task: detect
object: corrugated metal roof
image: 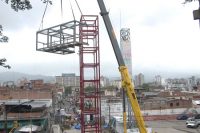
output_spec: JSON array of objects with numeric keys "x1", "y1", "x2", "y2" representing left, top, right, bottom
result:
[{"x1": 0, "y1": 99, "x2": 52, "y2": 108}]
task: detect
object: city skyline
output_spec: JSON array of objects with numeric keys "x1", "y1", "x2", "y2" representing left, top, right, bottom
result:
[{"x1": 1, "y1": 71, "x2": 200, "y2": 85}]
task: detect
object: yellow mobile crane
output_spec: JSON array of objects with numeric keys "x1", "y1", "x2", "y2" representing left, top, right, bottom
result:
[{"x1": 97, "y1": 0, "x2": 147, "y2": 133}]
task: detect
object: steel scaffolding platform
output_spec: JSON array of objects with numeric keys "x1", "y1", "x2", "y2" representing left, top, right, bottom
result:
[
  {"x1": 79, "y1": 15, "x2": 101, "y2": 133},
  {"x1": 36, "y1": 20, "x2": 84, "y2": 55}
]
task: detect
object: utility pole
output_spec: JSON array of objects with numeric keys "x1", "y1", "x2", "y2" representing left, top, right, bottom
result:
[{"x1": 3, "y1": 102, "x2": 7, "y2": 133}]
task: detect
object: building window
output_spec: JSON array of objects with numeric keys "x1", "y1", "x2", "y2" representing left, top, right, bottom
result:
[
  {"x1": 170, "y1": 103, "x2": 173, "y2": 107},
  {"x1": 176, "y1": 102, "x2": 179, "y2": 106},
  {"x1": 117, "y1": 107, "x2": 121, "y2": 111}
]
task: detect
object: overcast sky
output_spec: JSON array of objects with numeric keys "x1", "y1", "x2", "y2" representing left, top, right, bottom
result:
[{"x1": 0, "y1": 0, "x2": 199, "y2": 78}]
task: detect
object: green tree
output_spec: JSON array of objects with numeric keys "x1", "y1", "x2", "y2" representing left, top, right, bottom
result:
[
  {"x1": 141, "y1": 83, "x2": 150, "y2": 91},
  {"x1": 85, "y1": 86, "x2": 95, "y2": 92},
  {"x1": 65, "y1": 86, "x2": 72, "y2": 96},
  {"x1": 0, "y1": 25, "x2": 8, "y2": 43},
  {"x1": 0, "y1": 58, "x2": 10, "y2": 69},
  {"x1": 0, "y1": 25, "x2": 10, "y2": 69},
  {"x1": 183, "y1": 0, "x2": 199, "y2": 3},
  {"x1": 101, "y1": 85, "x2": 116, "y2": 91},
  {"x1": 2, "y1": 0, "x2": 52, "y2": 12}
]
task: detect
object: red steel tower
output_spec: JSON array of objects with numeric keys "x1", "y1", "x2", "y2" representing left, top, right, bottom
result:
[{"x1": 79, "y1": 15, "x2": 101, "y2": 133}]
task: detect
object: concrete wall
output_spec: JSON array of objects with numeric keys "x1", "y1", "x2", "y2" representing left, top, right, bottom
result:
[{"x1": 0, "y1": 90, "x2": 52, "y2": 100}]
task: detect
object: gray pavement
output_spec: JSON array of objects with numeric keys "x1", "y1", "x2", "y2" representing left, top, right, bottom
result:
[
  {"x1": 146, "y1": 120, "x2": 200, "y2": 133},
  {"x1": 63, "y1": 120, "x2": 200, "y2": 133},
  {"x1": 63, "y1": 129, "x2": 80, "y2": 133}
]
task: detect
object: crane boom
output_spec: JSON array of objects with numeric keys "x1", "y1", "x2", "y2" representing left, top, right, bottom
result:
[{"x1": 97, "y1": 0, "x2": 147, "y2": 133}]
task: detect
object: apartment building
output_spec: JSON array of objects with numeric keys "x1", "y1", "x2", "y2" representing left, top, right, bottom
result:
[
  {"x1": 134, "y1": 73, "x2": 145, "y2": 87},
  {"x1": 100, "y1": 76, "x2": 110, "y2": 87},
  {"x1": 109, "y1": 79, "x2": 121, "y2": 89},
  {"x1": 154, "y1": 75, "x2": 162, "y2": 86},
  {"x1": 55, "y1": 73, "x2": 80, "y2": 87}
]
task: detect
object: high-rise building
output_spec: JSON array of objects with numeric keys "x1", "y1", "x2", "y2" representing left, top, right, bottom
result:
[
  {"x1": 189, "y1": 76, "x2": 196, "y2": 86},
  {"x1": 120, "y1": 28, "x2": 132, "y2": 77},
  {"x1": 135, "y1": 73, "x2": 145, "y2": 87},
  {"x1": 155, "y1": 75, "x2": 162, "y2": 86}
]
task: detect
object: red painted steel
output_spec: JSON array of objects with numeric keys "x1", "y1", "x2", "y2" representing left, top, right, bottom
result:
[{"x1": 79, "y1": 15, "x2": 101, "y2": 133}]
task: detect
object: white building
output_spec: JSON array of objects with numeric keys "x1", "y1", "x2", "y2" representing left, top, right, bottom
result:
[
  {"x1": 55, "y1": 73, "x2": 80, "y2": 87},
  {"x1": 104, "y1": 90, "x2": 117, "y2": 96},
  {"x1": 155, "y1": 75, "x2": 162, "y2": 86},
  {"x1": 134, "y1": 73, "x2": 144, "y2": 87},
  {"x1": 188, "y1": 76, "x2": 196, "y2": 91},
  {"x1": 165, "y1": 78, "x2": 189, "y2": 91},
  {"x1": 109, "y1": 79, "x2": 121, "y2": 89},
  {"x1": 100, "y1": 76, "x2": 110, "y2": 87}
]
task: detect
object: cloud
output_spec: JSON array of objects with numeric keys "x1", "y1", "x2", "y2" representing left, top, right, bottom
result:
[
  {"x1": 0, "y1": 0, "x2": 200, "y2": 79},
  {"x1": 0, "y1": 1, "x2": 47, "y2": 31}
]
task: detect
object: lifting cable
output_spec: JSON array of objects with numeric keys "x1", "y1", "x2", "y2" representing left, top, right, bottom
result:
[
  {"x1": 38, "y1": 0, "x2": 83, "y2": 30},
  {"x1": 74, "y1": 0, "x2": 83, "y2": 16},
  {"x1": 61, "y1": 0, "x2": 63, "y2": 20},
  {"x1": 61, "y1": 0, "x2": 76, "y2": 21},
  {"x1": 39, "y1": 0, "x2": 49, "y2": 30},
  {"x1": 69, "y1": 0, "x2": 75, "y2": 20}
]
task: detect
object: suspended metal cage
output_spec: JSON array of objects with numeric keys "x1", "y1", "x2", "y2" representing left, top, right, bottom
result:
[{"x1": 36, "y1": 20, "x2": 85, "y2": 55}]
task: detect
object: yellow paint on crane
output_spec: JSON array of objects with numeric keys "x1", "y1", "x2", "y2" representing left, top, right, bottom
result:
[
  {"x1": 119, "y1": 66, "x2": 147, "y2": 133},
  {"x1": 123, "y1": 112, "x2": 127, "y2": 133}
]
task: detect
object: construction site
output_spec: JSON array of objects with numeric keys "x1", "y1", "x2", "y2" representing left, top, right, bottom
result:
[
  {"x1": 0, "y1": 0, "x2": 200, "y2": 133},
  {"x1": 35, "y1": 0, "x2": 147, "y2": 132},
  {"x1": 0, "y1": 0, "x2": 147, "y2": 132},
  {"x1": 37, "y1": 3, "x2": 131, "y2": 133}
]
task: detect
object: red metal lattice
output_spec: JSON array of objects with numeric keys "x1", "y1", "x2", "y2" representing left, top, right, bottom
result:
[{"x1": 79, "y1": 15, "x2": 101, "y2": 133}]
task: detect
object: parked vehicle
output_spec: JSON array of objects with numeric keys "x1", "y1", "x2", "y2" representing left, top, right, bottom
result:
[
  {"x1": 186, "y1": 117, "x2": 195, "y2": 125},
  {"x1": 14, "y1": 124, "x2": 42, "y2": 133},
  {"x1": 127, "y1": 127, "x2": 153, "y2": 133},
  {"x1": 186, "y1": 114, "x2": 200, "y2": 125},
  {"x1": 194, "y1": 114, "x2": 200, "y2": 124},
  {"x1": 186, "y1": 114, "x2": 200, "y2": 129},
  {"x1": 186, "y1": 120, "x2": 199, "y2": 128},
  {"x1": 176, "y1": 114, "x2": 188, "y2": 120}
]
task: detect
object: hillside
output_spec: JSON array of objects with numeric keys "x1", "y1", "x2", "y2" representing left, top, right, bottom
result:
[{"x1": 0, "y1": 72, "x2": 55, "y2": 84}]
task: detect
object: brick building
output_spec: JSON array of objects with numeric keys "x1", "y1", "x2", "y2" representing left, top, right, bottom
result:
[
  {"x1": 166, "y1": 98, "x2": 192, "y2": 109},
  {"x1": 141, "y1": 97, "x2": 192, "y2": 110}
]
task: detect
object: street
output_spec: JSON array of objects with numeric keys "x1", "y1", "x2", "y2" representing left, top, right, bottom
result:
[
  {"x1": 146, "y1": 120, "x2": 200, "y2": 133},
  {"x1": 53, "y1": 96, "x2": 200, "y2": 133}
]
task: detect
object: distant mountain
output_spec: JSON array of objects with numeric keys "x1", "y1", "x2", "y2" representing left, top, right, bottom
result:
[
  {"x1": 141, "y1": 70, "x2": 200, "y2": 83},
  {"x1": 0, "y1": 72, "x2": 55, "y2": 84}
]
